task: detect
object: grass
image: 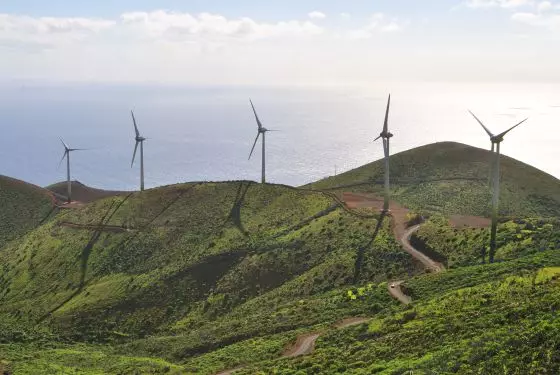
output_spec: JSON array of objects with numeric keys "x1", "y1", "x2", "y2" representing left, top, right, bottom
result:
[
  {"x1": 411, "y1": 216, "x2": 560, "y2": 267},
  {"x1": 1, "y1": 141, "x2": 560, "y2": 374},
  {"x1": 0, "y1": 175, "x2": 54, "y2": 249},
  {"x1": 238, "y1": 252, "x2": 560, "y2": 374},
  {"x1": 308, "y1": 142, "x2": 560, "y2": 218}
]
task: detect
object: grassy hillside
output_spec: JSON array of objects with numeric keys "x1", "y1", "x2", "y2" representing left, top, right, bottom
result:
[
  {"x1": 308, "y1": 142, "x2": 560, "y2": 217},
  {"x1": 1, "y1": 140, "x2": 559, "y2": 374},
  {"x1": 0, "y1": 175, "x2": 54, "y2": 249},
  {"x1": 0, "y1": 181, "x2": 414, "y2": 345},
  {"x1": 47, "y1": 180, "x2": 126, "y2": 203},
  {"x1": 241, "y1": 251, "x2": 560, "y2": 374}
]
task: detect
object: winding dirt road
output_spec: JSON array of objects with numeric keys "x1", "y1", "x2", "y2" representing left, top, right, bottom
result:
[
  {"x1": 400, "y1": 225, "x2": 444, "y2": 273},
  {"x1": 387, "y1": 280, "x2": 412, "y2": 305},
  {"x1": 214, "y1": 194, "x2": 446, "y2": 375},
  {"x1": 214, "y1": 318, "x2": 370, "y2": 375}
]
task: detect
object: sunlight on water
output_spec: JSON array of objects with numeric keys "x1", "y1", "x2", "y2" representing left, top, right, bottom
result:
[{"x1": 0, "y1": 82, "x2": 558, "y2": 189}]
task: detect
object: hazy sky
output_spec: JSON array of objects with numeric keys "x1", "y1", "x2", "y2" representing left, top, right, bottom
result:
[{"x1": 1, "y1": 0, "x2": 560, "y2": 85}]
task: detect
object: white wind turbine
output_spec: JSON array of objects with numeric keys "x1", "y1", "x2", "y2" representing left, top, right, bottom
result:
[
  {"x1": 373, "y1": 95, "x2": 393, "y2": 212},
  {"x1": 248, "y1": 99, "x2": 279, "y2": 184},
  {"x1": 469, "y1": 110, "x2": 528, "y2": 263},
  {"x1": 58, "y1": 139, "x2": 86, "y2": 203},
  {"x1": 130, "y1": 110, "x2": 147, "y2": 191}
]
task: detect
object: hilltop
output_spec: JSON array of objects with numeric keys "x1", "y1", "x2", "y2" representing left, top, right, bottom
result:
[
  {"x1": 47, "y1": 180, "x2": 126, "y2": 203},
  {"x1": 308, "y1": 142, "x2": 560, "y2": 217},
  {"x1": 0, "y1": 175, "x2": 54, "y2": 249}
]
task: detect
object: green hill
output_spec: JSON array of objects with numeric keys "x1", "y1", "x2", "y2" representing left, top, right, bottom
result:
[
  {"x1": 47, "y1": 180, "x2": 126, "y2": 203},
  {"x1": 1, "y1": 142, "x2": 559, "y2": 374},
  {"x1": 0, "y1": 182, "x2": 412, "y2": 342},
  {"x1": 0, "y1": 175, "x2": 54, "y2": 249},
  {"x1": 308, "y1": 142, "x2": 560, "y2": 217}
]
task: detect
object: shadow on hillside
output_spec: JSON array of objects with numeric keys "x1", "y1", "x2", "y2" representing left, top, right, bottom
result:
[
  {"x1": 225, "y1": 182, "x2": 251, "y2": 236},
  {"x1": 110, "y1": 184, "x2": 199, "y2": 254},
  {"x1": 353, "y1": 211, "x2": 387, "y2": 284},
  {"x1": 38, "y1": 194, "x2": 132, "y2": 322}
]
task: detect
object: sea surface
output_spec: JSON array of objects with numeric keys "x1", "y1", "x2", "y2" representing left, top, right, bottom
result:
[{"x1": 0, "y1": 82, "x2": 559, "y2": 190}]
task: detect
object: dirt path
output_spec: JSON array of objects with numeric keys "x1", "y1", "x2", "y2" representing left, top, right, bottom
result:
[
  {"x1": 387, "y1": 280, "x2": 412, "y2": 305},
  {"x1": 214, "y1": 318, "x2": 370, "y2": 375},
  {"x1": 59, "y1": 221, "x2": 133, "y2": 233},
  {"x1": 400, "y1": 225, "x2": 444, "y2": 273},
  {"x1": 283, "y1": 332, "x2": 322, "y2": 358},
  {"x1": 214, "y1": 193, "x2": 448, "y2": 374}
]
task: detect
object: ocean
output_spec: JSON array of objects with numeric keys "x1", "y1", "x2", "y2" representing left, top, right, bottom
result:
[{"x1": 0, "y1": 82, "x2": 559, "y2": 190}]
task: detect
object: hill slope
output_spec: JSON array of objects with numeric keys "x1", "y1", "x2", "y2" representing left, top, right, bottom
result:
[
  {"x1": 0, "y1": 181, "x2": 414, "y2": 345},
  {"x1": 1, "y1": 142, "x2": 559, "y2": 374},
  {"x1": 47, "y1": 180, "x2": 126, "y2": 203},
  {"x1": 308, "y1": 142, "x2": 560, "y2": 217},
  {"x1": 0, "y1": 175, "x2": 54, "y2": 249}
]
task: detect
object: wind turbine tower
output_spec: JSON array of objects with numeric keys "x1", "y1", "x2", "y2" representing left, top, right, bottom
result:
[
  {"x1": 248, "y1": 100, "x2": 278, "y2": 184},
  {"x1": 130, "y1": 111, "x2": 147, "y2": 191},
  {"x1": 58, "y1": 139, "x2": 85, "y2": 203},
  {"x1": 373, "y1": 95, "x2": 393, "y2": 212},
  {"x1": 469, "y1": 110, "x2": 527, "y2": 263}
]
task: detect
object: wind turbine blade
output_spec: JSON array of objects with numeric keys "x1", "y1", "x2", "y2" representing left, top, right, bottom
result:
[
  {"x1": 468, "y1": 110, "x2": 494, "y2": 138},
  {"x1": 58, "y1": 150, "x2": 67, "y2": 169},
  {"x1": 248, "y1": 133, "x2": 260, "y2": 160},
  {"x1": 60, "y1": 138, "x2": 69, "y2": 150},
  {"x1": 383, "y1": 94, "x2": 391, "y2": 133},
  {"x1": 373, "y1": 135, "x2": 382, "y2": 142},
  {"x1": 250, "y1": 99, "x2": 263, "y2": 130},
  {"x1": 131, "y1": 141, "x2": 139, "y2": 167},
  {"x1": 131, "y1": 111, "x2": 140, "y2": 137},
  {"x1": 496, "y1": 118, "x2": 528, "y2": 139}
]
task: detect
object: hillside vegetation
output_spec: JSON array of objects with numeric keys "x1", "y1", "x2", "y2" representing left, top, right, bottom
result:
[
  {"x1": 47, "y1": 180, "x2": 126, "y2": 203},
  {"x1": 309, "y1": 142, "x2": 560, "y2": 218},
  {"x1": 0, "y1": 182, "x2": 413, "y2": 344},
  {"x1": 0, "y1": 175, "x2": 54, "y2": 249},
  {"x1": 1, "y1": 142, "x2": 559, "y2": 374}
]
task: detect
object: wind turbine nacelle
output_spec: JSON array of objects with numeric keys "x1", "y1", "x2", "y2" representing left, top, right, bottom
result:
[{"x1": 136, "y1": 137, "x2": 146, "y2": 142}]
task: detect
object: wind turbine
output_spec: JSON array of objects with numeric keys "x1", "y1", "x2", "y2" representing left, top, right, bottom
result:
[
  {"x1": 130, "y1": 110, "x2": 146, "y2": 191},
  {"x1": 373, "y1": 94, "x2": 393, "y2": 212},
  {"x1": 248, "y1": 100, "x2": 278, "y2": 184},
  {"x1": 58, "y1": 139, "x2": 85, "y2": 203},
  {"x1": 469, "y1": 110, "x2": 528, "y2": 263}
]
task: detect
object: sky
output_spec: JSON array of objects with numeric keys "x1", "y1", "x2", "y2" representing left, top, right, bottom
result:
[{"x1": 1, "y1": 0, "x2": 560, "y2": 85}]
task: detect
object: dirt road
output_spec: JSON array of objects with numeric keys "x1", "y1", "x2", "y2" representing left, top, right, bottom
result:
[
  {"x1": 400, "y1": 225, "x2": 444, "y2": 273},
  {"x1": 214, "y1": 318, "x2": 370, "y2": 374},
  {"x1": 387, "y1": 281, "x2": 412, "y2": 305}
]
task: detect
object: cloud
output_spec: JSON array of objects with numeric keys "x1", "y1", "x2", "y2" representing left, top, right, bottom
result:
[
  {"x1": 308, "y1": 11, "x2": 326, "y2": 19},
  {"x1": 0, "y1": 11, "x2": 324, "y2": 50},
  {"x1": 509, "y1": 1, "x2": 560, "y2": 29},
  {"x1": 0, "y1": 13, "x2": 115, "y2": 46},
  {"x1": 121, "y1": 11, "x2": 324, "y2": 41},
  {"x1": 345, "y1": 13, "x2": 406, "y2": 39},
  {"x1": 512, "y1": 11, "x2": 560, "y2": 28},
  {"x1": 340, "y1": 13, "x2": 351, "y2": 19},
  {"x1": 465, "y1": 0, "x2": 534, "y2": 8}
]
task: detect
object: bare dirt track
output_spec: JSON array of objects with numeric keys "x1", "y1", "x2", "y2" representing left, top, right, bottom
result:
[
  {"x1": 449, "y1": 214, "x2": 491, "y2": 229},
  {"x1": 214, "y1": 318, "x2": 371, "y2": 374},
  {"x1": 59, "y1": 221, "x2": 133, "y2": 233},
  {"x1": 387, "y1": 280, "x2": 412, "y2": 305},
  {"x1": 214, "y1": 193, "x2": 448, "y2": 375}
]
